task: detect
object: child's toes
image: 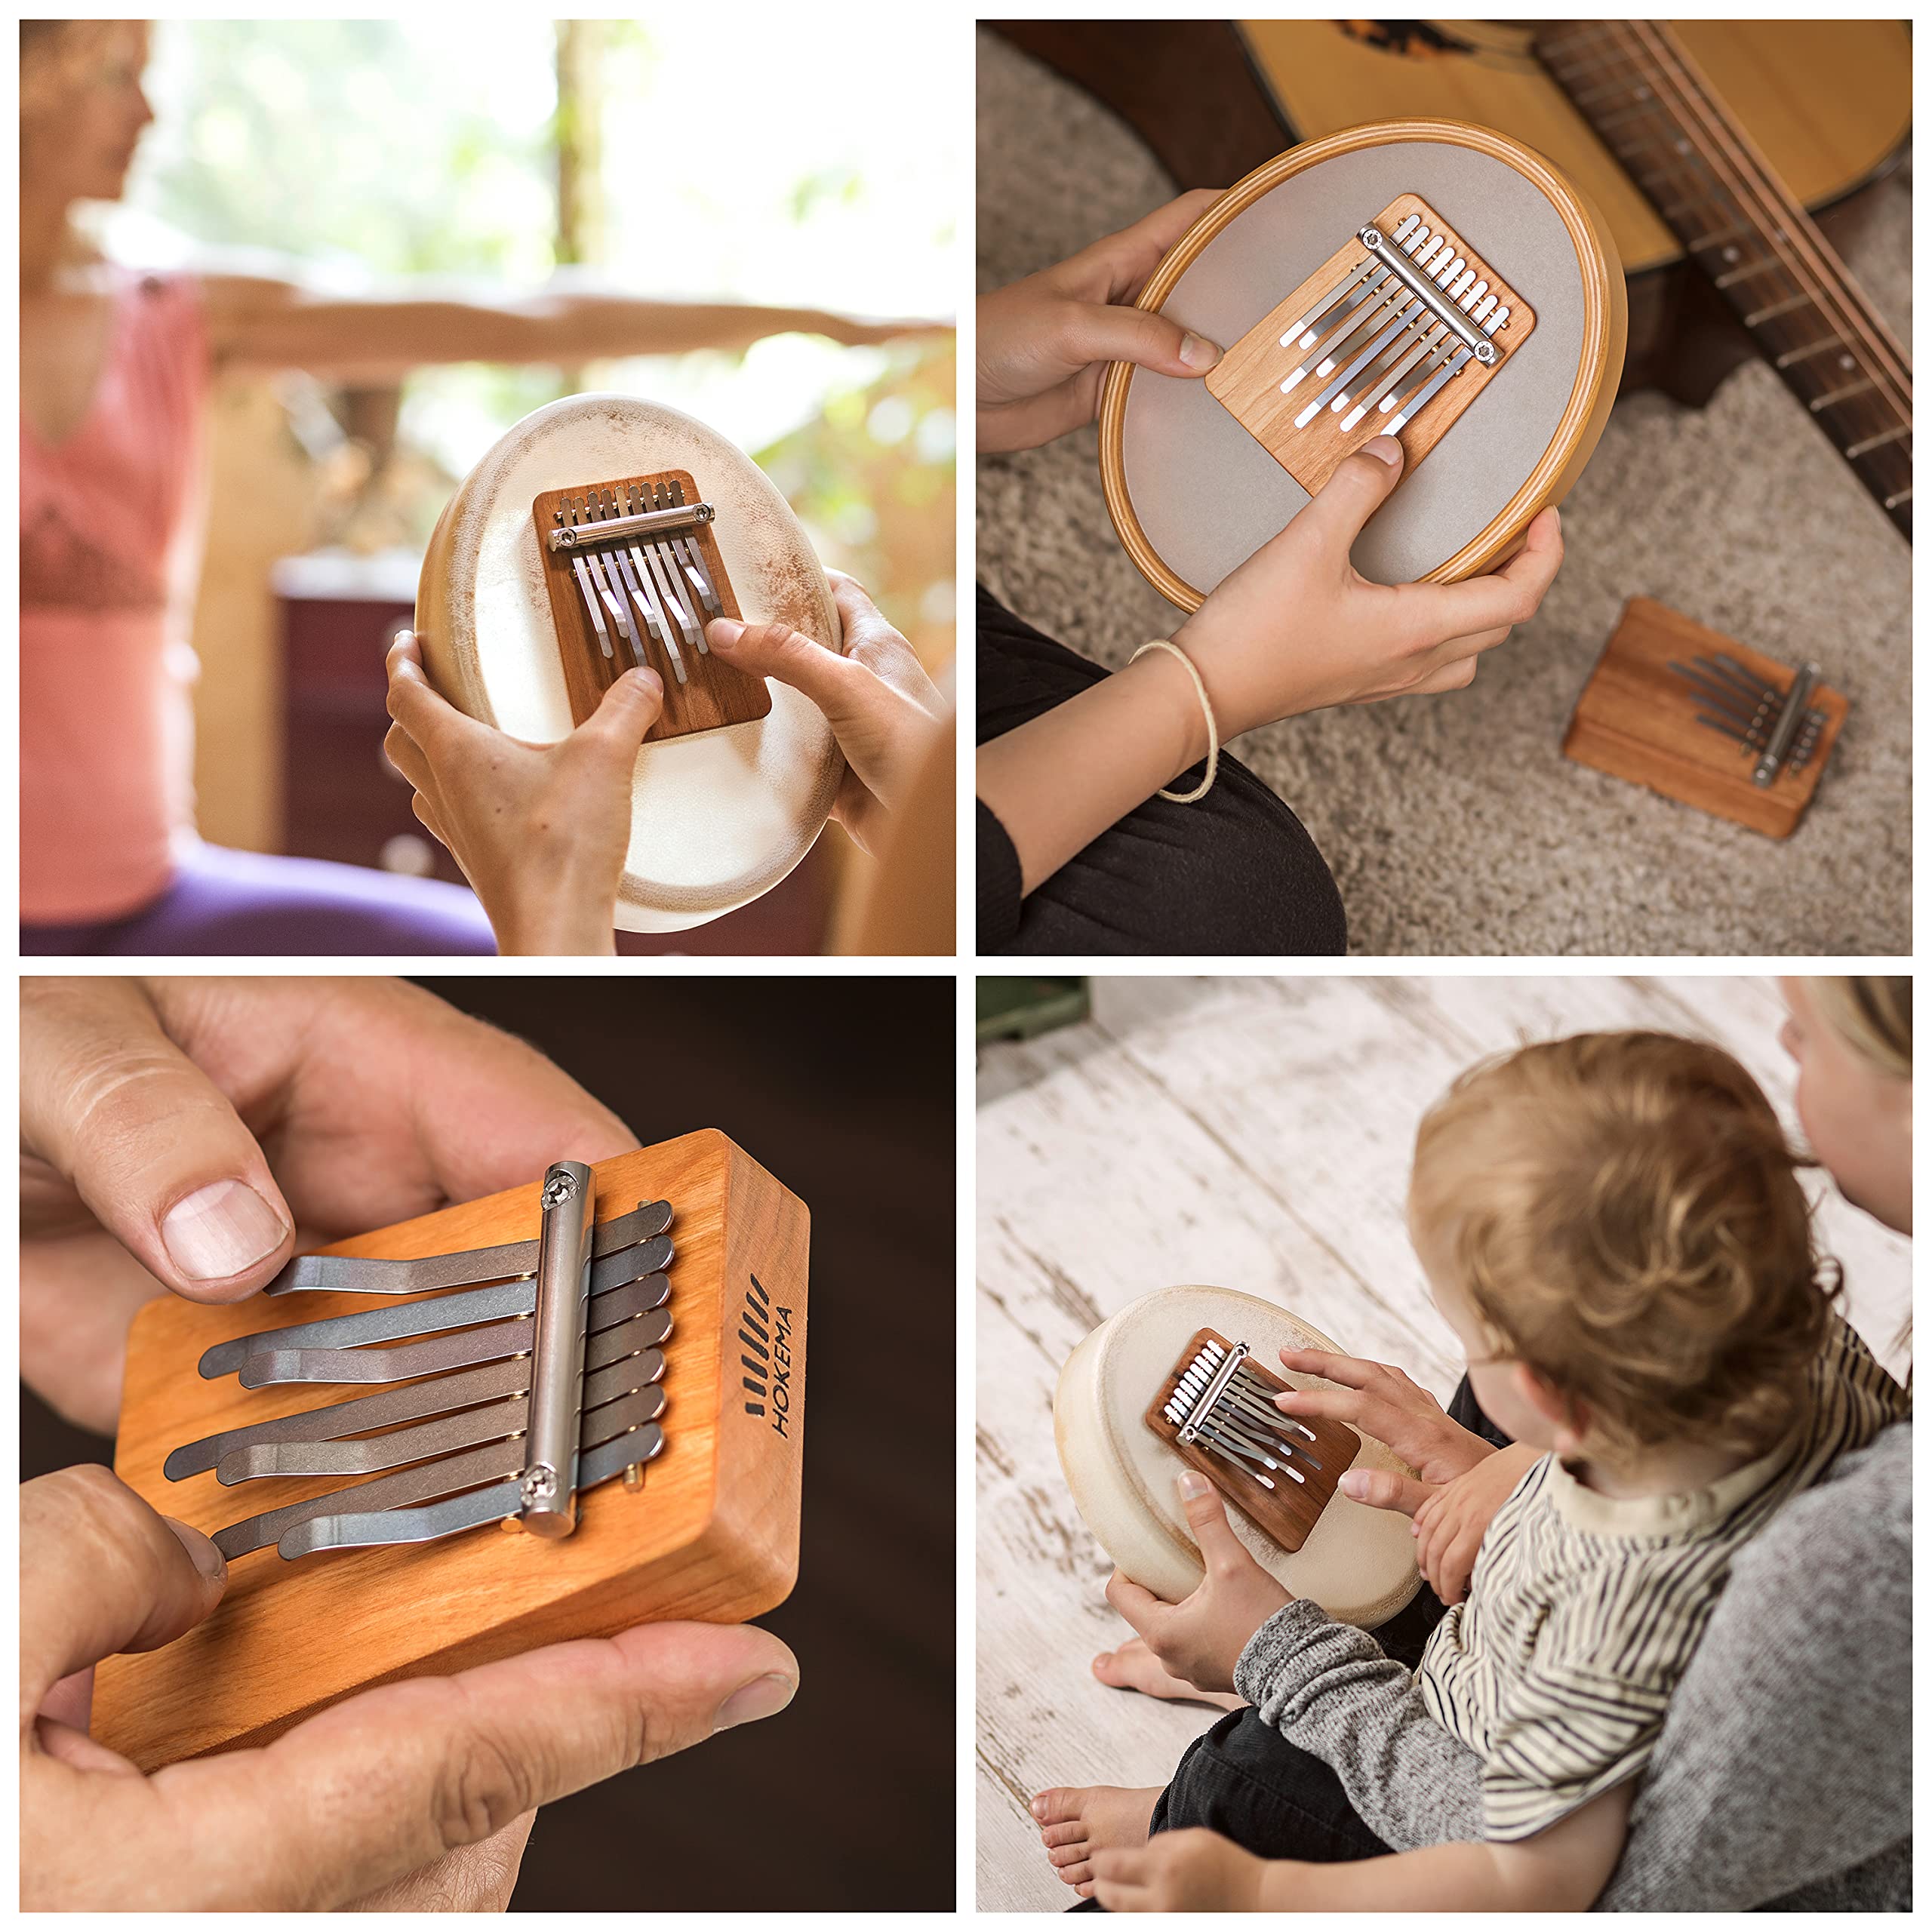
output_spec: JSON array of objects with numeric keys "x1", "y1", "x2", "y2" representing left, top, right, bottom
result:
[
  {"x1": 1057, "y1": 1858, "x2": 1096, "y2": 1890},
  {"x1": 1041, "y1": 1820, "x2": 1087, "y2": 1850},
  {"x1": 1075, "y1": 1879, "x2": 1096, "y2": 1899},
  {"x1": 1030, "y1": 1785, "x2": 1084, "y2": 1827},
  {"x1": 1048, "y1": 1841, "x2": 1092, "y2": 1869}
]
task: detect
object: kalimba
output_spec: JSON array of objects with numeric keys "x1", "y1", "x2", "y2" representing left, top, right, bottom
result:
[
  {"x1": 1056, "y1": 1285, "x2": 1421, "y2": 1625},
  {"x1": 1100, "y1": 120, "x2": 1626, "y2": 608},
  {"x1": 417, "y1": 395, "x2": 844, "y2": 932},
  {"x1": 94, "y1": 1134, "x2": 808, "y2": 1770}
]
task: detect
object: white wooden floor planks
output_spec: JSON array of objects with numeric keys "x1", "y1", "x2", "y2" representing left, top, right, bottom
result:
[{"x1": 974, "y1": 974, "x2": 1910, "y2": 1912}]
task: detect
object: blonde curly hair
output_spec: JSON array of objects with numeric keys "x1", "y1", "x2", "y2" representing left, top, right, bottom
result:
[{"x1": 1411, "y1": 1032, "x2": 1833, "y2": 1463}]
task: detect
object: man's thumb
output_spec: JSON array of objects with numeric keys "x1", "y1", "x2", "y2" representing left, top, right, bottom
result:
[
  {"x1": 1337, "y1": 1466, "x2": 1436, "y2": 1517},
  {"x1": 1300, "y1": 434, "x2": 1405, "y2": 550},
  {"x1": 21, "y1": 980, "x2": 293, "y2": 1301}
]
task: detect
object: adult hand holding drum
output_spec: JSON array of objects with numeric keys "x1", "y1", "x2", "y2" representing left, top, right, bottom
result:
[{"x1": 392, "y1": 393, "x2": 948, "y2": 954}]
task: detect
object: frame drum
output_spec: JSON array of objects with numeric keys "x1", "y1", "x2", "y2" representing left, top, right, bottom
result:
[
  {"x1": 1100, "y1": 120, "x2": 1626, "y2": 608},
  {"x1": 1055, "y1": 1284, "x2": 1422, "y2": 1626},
  {"x1": 416, "y1": 394, "x2": 844, "y2": 932}
]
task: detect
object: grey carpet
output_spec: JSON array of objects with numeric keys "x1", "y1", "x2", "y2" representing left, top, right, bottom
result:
[{"x1": 976, "y1": 30, "x2": 1912, "y2": 956}]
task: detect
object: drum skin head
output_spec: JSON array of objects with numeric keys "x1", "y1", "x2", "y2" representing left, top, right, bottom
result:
[
  {"x1": 1109, "y1": 122, "x2": 1624, "y2": 601},
  {"x1": 1055, "y1": 1285, "x2": 1423, "y2": 1628},
  {"x1": 416, "y1": 394, "x2": 844, "y2": 932}
]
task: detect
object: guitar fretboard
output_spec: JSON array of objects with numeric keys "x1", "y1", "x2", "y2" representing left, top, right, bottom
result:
[{"x1": 1536, "y1": 19, "x2": 1911, "y2": 541}]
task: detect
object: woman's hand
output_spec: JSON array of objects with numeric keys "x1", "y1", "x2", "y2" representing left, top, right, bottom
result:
[
  {"x1": 18, "y1": 977, "x2": 635, "y2": 1432},
  {"x1": 20, "y1": 1463, "x2": 796, "y2": 1909},
  {"x1": 384, "y1": 632, "x2": 664, "y2": 955},
  {"x1": 1273, "y1": 1346, "x2": 1501, "y2": 1512},
  {"x1": 1103, "y1": 1473, "x2": 1291, "y2": 1694},
  {"x1": 1411, "y1": 1443, "x2": 1543, "y2": 1604},
  {"x1": 1171, "y1": 438, "x2": 1565, "y2": 738},
  {"x1": 704, "y1": 571, "x2": 949, "y2": 856},
  {"x1": 1091, "y1": 1829, "x2": 1268, "y2": 1912},
  {"x1": 977, "y1": 189, "x2": 1226, "y2": 453}
]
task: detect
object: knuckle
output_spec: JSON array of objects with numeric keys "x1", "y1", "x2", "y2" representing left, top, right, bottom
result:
[{"x1": 429, "y1": 1717, "x2": 537, "y2": 1851}]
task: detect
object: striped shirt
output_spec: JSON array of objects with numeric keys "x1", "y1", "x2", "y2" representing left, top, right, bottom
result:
[{"x1": 1418, "y1": 1318, "x2": 1908, "y2": 1841}]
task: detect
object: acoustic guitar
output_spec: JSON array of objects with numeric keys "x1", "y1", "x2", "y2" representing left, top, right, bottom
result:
[{"x1": 992, "y1": 19, "x2": 1912, "y2": 540}]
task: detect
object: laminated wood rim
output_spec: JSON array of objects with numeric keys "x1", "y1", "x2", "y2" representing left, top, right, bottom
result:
[{"x1": 1098, "y1": 118, "x2": 1627, "y2": 610}]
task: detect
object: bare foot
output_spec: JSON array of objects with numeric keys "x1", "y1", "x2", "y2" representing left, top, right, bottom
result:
[
  {"x1": 1031, "y1": 1784, "x2": 1162, "y2": 1899},
  {"x1": 1092, "y1": 1638, "x2": 1245, "y2": 1711}
]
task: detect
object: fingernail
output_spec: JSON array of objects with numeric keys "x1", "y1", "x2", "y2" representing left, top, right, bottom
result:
[
  {"x1": 1337, "y1": 1470, "x2": 1370, "y2": 1501},
  {"x1": 707, "y1": 617, "x2": 744, "y2": 651},
  {"x1": 162, "y1": 1179, "x2": 289, "y2": 1283},
  {"x1": 625, "y1": 666, "x2": 663, "y2": 697},
  {"x1": 164, "y1": 1515, "x2": 227, "y2": 1585},
  {"x1": 1361, "y1": 435, "x2": 1403, "y2": 467},
  {"x1": 1179, "y1": 331, "x2": 1221, "y2": 371},
  {"x1": 715, "y1": 1672, "x2": 796, "y2": 1731},
  {"x1": 1176, "y1": 1470, "x2": 1209, "y2": 1500}
]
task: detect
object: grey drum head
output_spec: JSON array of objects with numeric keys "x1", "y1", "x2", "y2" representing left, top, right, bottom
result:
[{"x1": 1121, "y1": 137, "x2": 1590, "y2": 595}]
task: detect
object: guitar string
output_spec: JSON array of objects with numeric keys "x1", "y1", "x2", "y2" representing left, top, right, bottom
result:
[
  {"x1": 1538, "y1": 24, "x2": 1904, "y2": 397},
  {"x1": 1537, "y1": 26, "x2": 1911, "y2": 515},
  {"x1": 1622, "y1": 23, "x2": 1911, "y2": 418},
  {"x1": 1541, "y1": 20, "x2": 1910, "y2": 466}
]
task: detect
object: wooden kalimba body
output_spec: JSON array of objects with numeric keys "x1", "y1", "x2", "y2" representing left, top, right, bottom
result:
[
  {"x1": 417, "y1": 395, "x2": 844, "y2": 932},
  {"x1": 94, "y1": 1134, "x2": 808, "y2": 1771},
  {"x1": 1100, "y1": 120, "x2": 1626, "y2": 608},
  {"x1": 1056, "y1": 1286, "x2": 1420, "y2": 1626}
]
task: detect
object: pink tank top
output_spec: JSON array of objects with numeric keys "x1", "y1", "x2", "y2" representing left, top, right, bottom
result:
[{"x1": 20, "y1": 269, "x2": 210, "y2": 921}]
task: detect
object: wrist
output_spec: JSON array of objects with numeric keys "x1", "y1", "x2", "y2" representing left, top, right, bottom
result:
[{"x1": 1120, "y1": 645, "x2": 1211, "y2": 781}]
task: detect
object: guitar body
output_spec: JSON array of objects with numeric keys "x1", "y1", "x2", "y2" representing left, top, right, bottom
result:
[{"x1": 992, "y1": 18, "x2": 1911, "y2": 407}]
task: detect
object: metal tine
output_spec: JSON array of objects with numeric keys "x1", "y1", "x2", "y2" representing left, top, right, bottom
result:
[
  {"x1": 264, "y1": 1198, "x2": 672, "y2": 1299},
  {"x1": 222, "y1": 1384, "x2": 669, "y2": 1563},
  {"x1": 577, "y1": 497, "x2": 635, "y2": 656},
  {"x1": 1220, "y1": 1379, "x2": 1319, "y2": 1456},
  {"x1": 1384, "y1": 340, "x2": 1475, "y2": 437},
  {"x1": 634, "y1": 494, "x2": 702, "y2": 657},
  {"x1": 1277, "y1": 217, "x2": 1419, "y2": 347},
  {"x1": 559, "y1": 497, "x2": 614, "y2": 659},
  {"x1": 1207, "y1": 1388, "x2": 1313, "y2": 1466},
  {"x1": 597, "y1": 489, "x2": 658, "y2": 672},
  {"x1": 220, "y1": 1358, "x2": 668, "y2": 1484},
  {"x1": 1278, "y1": 269, "x2": 1398, "y2": 391},
  {"x1": 666, "y1": 479, "x2": 722, "y2": 623},
  {"x1": 278, "y1": 1417, "x2": 672, "y2": 1560},
  {"x1": 238, "y1": 1270, "x2": 672, "y2": 1389},
  {"x1": 1297, "y1": 294, "x2": 1430, "y2": 427},
  {"x1": 648, "y1": 481, "x2": 706, "y2": 654},
  {"x1": 1709, "y1": 653, "x2": 1783, "y2": 703},
  {"x1": 168, "y1": 1357, "x2": 528, "y2": 1480},
  {"x1": 623, "y1": 490, "x2": 688, "y2": 688},
  {"x1": 592, "y1": 489, "x2": 646, "y2": 659},
  {"x1": 204, "y1": 1240, "x2": 672, "y2": 1380},
  {"x1": 1280, "y1": 219, "x2": 1437, "y2": 392},
  {"x1": 174, "y1": 1300, "x2": 672, "y2": 1481},
  {"x1": 1188, "y1": 1422, "x2": 1279, "y2": 1488},
  {"x1": 1340, "y1": 324, "x2": 1450, "y2": 431}
]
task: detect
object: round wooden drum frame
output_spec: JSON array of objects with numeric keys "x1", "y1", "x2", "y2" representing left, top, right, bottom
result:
[{"x1": 1099, "y1": 119, "x2": 1627, "y2": 611}]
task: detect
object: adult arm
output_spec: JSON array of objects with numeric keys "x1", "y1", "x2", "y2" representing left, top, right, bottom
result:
[
  {"x1": 199, "y1": 274, "x2": 941, "y2": 379},
  {"x1": 974, "y1": 447, "x2": 1562, "y2": 897},
  {"x1": 1597, "y1": 1421, "x2": 1911, "y2": 1910}
]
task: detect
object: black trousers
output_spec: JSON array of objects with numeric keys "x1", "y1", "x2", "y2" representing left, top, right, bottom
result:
[
  {"x1": 1072, "y1": 1380, "x2": 1511, "y2": 1907},
  {"x1": 977, "y1": 587, "x2": 1346, "y2": 955}
]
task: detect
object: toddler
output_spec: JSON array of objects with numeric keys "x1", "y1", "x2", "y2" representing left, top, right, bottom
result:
[{"x1": 1071, "y1": 1032, "x2": 1906, "y2": 1910}]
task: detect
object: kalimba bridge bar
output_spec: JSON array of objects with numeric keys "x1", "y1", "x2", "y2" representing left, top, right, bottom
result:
[
  {"x1": 531, "y1": 466, "x2": 773, "y2": 740},
  {"x1": 1207, "y1": 191, "x2": 1536, "y2": 496}
]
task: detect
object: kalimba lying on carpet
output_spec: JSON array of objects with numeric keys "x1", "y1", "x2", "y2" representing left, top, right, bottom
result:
[
  {"x1": 1100, "y1": 119, "x2": 1626, "y2": 608},
  {"x1": 1056, "y1": 1285, "x2": 1421, "y2": 1625},
  {"x1": 417, "y1": 396, "x2": 844, "y2": 931},
  {"x1": 94, "y1": 1134, "x2": 808, "y2": 1771},
  {"x1": 1564, "y1": 595, "x2": 1848, "y2": 838}
]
